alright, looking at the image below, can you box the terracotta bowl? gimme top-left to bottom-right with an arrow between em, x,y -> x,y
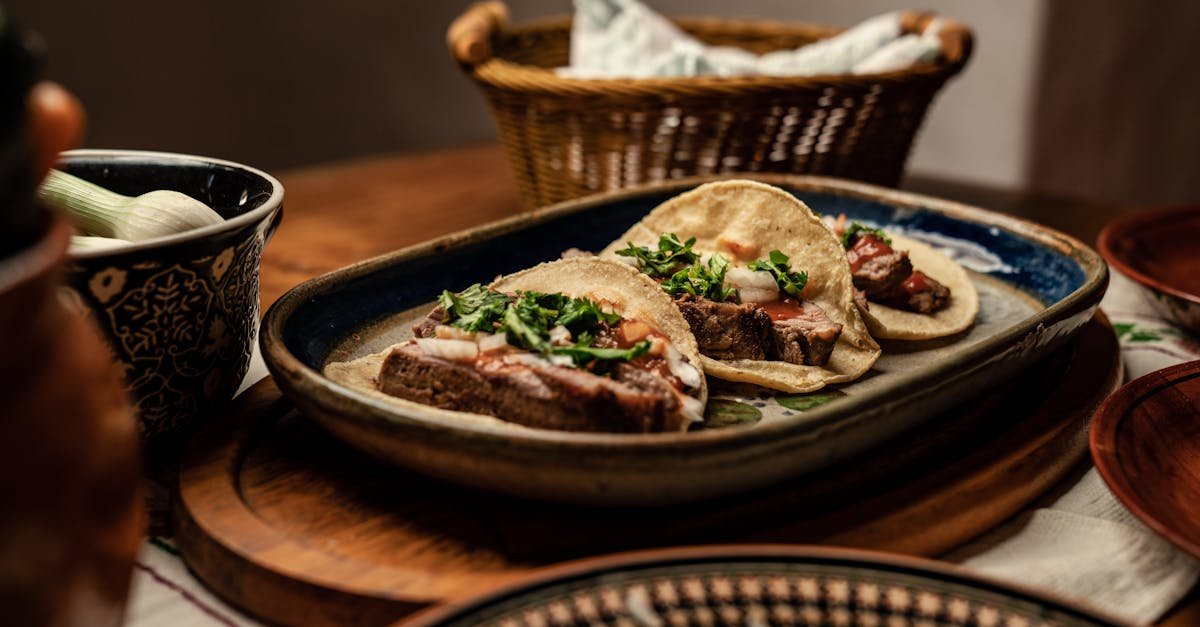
1098,205 -> 1200,332
59,150 -> 283,444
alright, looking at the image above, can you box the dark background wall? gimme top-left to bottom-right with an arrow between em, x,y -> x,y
8,0 -> 1200,205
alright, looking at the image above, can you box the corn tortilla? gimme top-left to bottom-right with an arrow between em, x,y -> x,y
856,232 -> 979,340
601,180 -> 881,393
324,257 -> 707,430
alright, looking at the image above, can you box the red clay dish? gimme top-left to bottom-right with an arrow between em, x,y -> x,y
1091,360 -> 1200,560
1099,205 -> 1200,332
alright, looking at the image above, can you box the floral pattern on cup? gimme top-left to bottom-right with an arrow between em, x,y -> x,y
67,232 -> 266,440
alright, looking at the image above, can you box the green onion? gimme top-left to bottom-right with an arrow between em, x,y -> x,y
38,169 -> 224,241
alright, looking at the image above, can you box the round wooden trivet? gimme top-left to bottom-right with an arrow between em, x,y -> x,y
175,315 -> 1120,627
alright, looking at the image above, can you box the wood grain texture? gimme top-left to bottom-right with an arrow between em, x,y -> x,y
1092,360 -> 1200,561
231,143 -> 1195,625
174,315 -> 1120,627
261,144 -> 523,306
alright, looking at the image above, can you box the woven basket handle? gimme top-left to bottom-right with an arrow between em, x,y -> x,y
447,1 -> 510,66
903,10 -> 974,66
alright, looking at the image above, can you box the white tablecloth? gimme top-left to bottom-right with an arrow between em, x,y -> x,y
125,272 -> 1200,626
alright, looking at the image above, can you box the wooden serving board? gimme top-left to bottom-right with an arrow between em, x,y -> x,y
174,315 -> 1121,627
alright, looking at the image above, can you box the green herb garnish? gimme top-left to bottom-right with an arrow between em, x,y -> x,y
438,283 -> 512,332
550,340 -> 651,369
748,250 -> 808,298
615,233 -> 700,278
436,285 -> 648,371
661,253 -> 739,302
555,296 -> 621,336
841,222 -> 893,249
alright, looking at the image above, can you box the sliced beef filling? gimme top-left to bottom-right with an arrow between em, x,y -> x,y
847,233 -> 951,313
675,293 -> 771,361
676,293 -> 841,367
412,306 -> 446,338
890,271 -> 951,314
378,343 -> 684,433
769,301 -> 843,367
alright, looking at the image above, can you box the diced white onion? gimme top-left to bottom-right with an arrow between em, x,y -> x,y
549,325 -> 572,346
548,354 -> 575,368
615,254 -> 638,267
434,325 -> 475,340
414,338 -> 478,362
504,353 -> 546,367
726,267 -> 779,303
664,343 -> 703,390
647,336 -> 667,357
679,394 -> 705,426
476,333 -> 510,353
738,286 -> 779,304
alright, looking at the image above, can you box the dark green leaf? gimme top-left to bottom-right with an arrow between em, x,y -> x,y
660,253 -> 738,302
551,340 -> 651,368
748,250 -> 808,298
841,222 -> 893,249
438,284 -> 511,332
776,390 -> 846,412
702,399 -> 763,427
555,297 -> 620,335
615,233 -> 700,278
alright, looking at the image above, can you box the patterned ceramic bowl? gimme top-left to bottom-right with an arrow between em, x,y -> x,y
59,150 -> 282,444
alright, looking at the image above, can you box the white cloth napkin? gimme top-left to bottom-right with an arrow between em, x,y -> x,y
558,0 -> 944,79
946,270 -> 1200,625
123,274 -> 1200,626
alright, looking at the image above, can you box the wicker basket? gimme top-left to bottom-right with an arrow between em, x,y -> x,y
448,2 -> 973,209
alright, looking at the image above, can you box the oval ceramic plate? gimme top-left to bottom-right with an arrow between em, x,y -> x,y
261,175 -> 1106,506
1098,205 -> 1200,332
402,545 -> 1122,627
1091,360 -> 1200,560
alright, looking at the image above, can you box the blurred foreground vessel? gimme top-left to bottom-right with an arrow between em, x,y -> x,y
0,10 -> 142,626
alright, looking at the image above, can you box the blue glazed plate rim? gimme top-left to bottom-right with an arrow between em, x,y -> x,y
261,174 -> 1107,451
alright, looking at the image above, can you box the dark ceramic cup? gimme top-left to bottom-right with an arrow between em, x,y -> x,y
59,149 -> 283,444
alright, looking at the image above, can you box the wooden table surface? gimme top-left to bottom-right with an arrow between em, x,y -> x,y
260,142 -> 1197,625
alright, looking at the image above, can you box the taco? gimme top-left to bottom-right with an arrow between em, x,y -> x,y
599,180 -> 880,393
324,257 -> 707,433
835,220 -> 979,340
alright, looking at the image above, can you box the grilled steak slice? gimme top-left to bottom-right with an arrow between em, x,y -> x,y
675,294 -> 772,360
412,306 -> 447,338
848,234 -> 913,301
378,344 -> 683,433
847,233 -> 950,314
769,300 -> 843,367
890,271 -> 951,314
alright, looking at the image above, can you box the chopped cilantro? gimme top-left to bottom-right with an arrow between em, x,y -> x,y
433,284 -> 649,371
748,250 -> 809,298
550,340 -> 651,369
615,233 -> 700,278
661,253 -> 739,302
555,296 -> 621,336
438,283 -> 511,332
841,222 -> 893,249
502,293 -> 556,352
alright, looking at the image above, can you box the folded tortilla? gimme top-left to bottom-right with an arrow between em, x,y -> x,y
600,180 -> 881,393
324,257 -> 707,425
859,232 -> 980,340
